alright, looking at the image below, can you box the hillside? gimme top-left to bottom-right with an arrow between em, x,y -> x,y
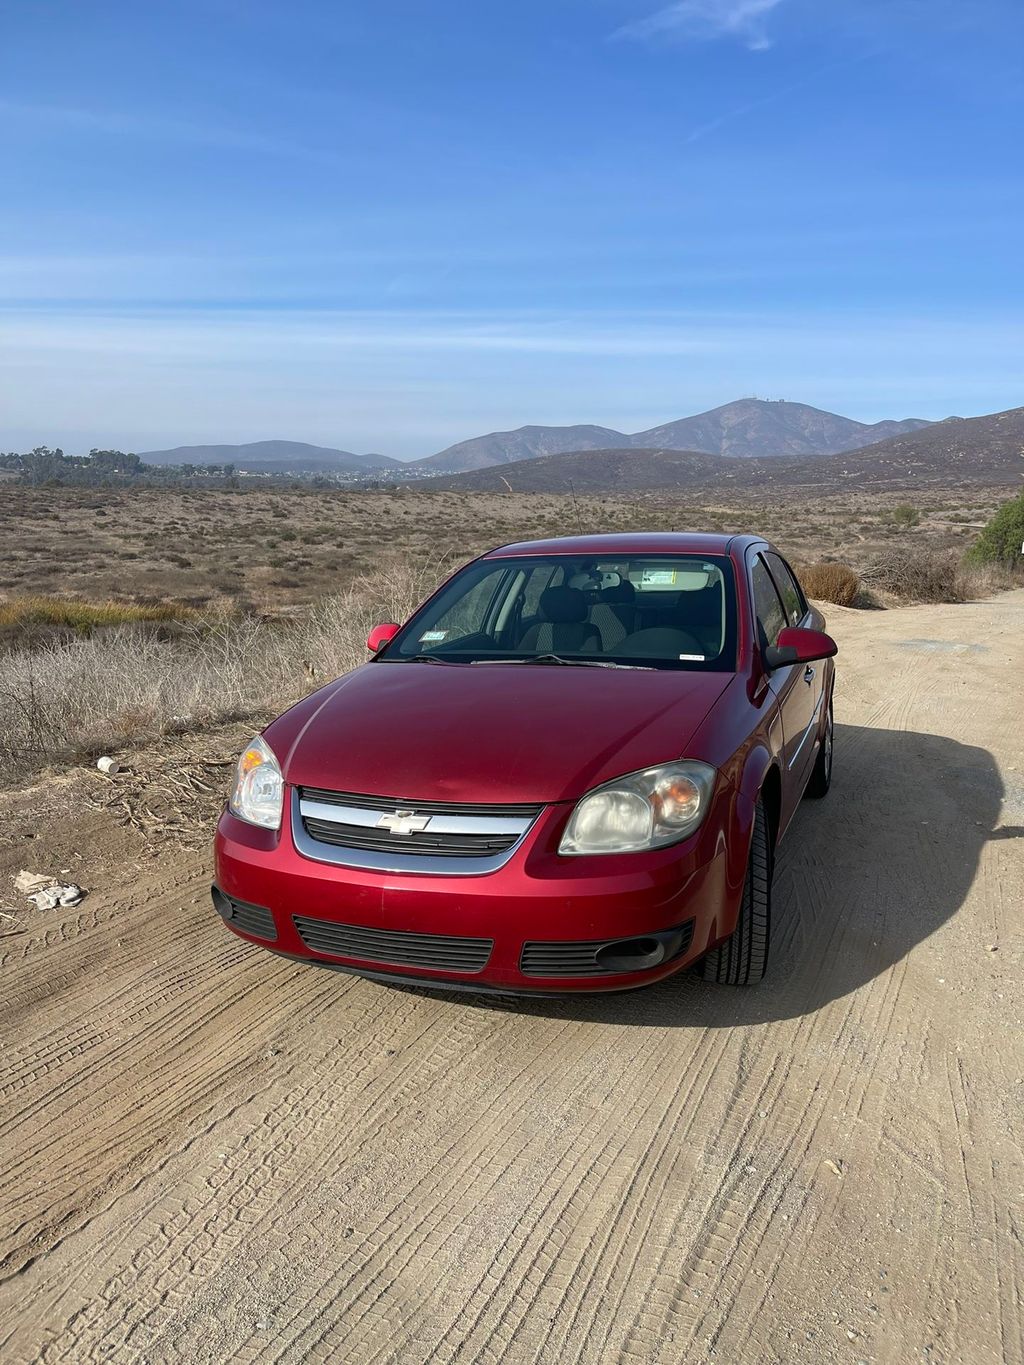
415,406 -> 1023,495
628,399 -> 930,459
139,440 -> 398,474
409,424 -> 627,473
408,400 -> 931,473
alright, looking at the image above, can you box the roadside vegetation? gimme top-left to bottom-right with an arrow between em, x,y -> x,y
0,596 -> 197,631
794,562 -> 862,607
0,562 -> 436,782
964,487 -> 1024,569
1,482 -> 1022,784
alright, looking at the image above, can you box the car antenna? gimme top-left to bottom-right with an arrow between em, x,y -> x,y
568,479 -> 585,535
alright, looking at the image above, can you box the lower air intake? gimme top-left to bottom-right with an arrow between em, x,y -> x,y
520,920 -> 694,977
212,888 -> 278,942
293,916 -> 493,974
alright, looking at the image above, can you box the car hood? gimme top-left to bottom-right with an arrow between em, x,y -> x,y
271,661 -> 732,805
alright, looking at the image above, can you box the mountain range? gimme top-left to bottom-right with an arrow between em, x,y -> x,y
407,400 -> 933,473
137,401 -> 934,475
415,406 -> 1024,496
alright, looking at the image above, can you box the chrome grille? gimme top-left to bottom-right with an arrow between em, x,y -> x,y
293,788 -> 542,875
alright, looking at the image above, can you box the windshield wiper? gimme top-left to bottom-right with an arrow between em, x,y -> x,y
472,655 -> 654,670
388,654 -> 459,665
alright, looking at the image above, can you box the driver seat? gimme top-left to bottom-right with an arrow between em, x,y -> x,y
519,586 -> 600,654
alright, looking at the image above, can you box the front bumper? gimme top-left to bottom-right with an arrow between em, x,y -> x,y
213,786 -> 743,995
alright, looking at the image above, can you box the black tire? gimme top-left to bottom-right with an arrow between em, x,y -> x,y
700,798 -> 772,986
805,697 -> 833,799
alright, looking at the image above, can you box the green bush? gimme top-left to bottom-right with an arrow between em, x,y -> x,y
964,489 -> 1024,568
890,504 -> 921,528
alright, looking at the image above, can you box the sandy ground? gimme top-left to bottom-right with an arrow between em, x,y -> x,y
1,591 -> 1023,1364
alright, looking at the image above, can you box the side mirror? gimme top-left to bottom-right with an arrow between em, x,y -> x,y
763,625 -> 838,671
366,622 -> 400,653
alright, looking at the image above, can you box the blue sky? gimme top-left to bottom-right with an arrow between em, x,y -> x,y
1,0 -> 1022,458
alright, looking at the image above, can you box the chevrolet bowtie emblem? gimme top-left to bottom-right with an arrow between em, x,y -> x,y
376,809 -> 431,836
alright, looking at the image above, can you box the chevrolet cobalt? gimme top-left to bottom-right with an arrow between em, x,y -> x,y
213,534 -> 837,993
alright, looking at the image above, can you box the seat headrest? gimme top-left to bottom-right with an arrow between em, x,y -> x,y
540,585 -> 588,623
600,580 -> 636,605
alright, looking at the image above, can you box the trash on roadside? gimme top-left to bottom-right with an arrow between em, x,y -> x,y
97,756 -> 121,774
13,870 -> 86,910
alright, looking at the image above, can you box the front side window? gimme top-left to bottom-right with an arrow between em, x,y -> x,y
383,555 -> 738,671
751,556 -> 787,652
764,552 -> 806,626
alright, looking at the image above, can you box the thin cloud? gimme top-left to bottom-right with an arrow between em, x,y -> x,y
617,0 -> 786,50
684,48 -> 881,141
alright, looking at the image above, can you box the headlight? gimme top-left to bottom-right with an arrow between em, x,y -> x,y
559,761 -> 716,856
229,735 -> 284,829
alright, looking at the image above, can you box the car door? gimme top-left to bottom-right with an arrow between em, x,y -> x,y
749,553 -> 818,826
764,550 -> 827,765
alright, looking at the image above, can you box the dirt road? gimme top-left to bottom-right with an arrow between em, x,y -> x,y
2,592 -> 1023,1364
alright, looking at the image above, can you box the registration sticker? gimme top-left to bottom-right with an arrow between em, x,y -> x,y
419,630 -> 448,642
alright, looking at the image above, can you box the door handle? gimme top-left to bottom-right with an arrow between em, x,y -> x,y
804,666 -> 815,684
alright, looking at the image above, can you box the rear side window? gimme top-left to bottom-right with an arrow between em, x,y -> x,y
764,552 -> 806,626
751,556 -> 787,651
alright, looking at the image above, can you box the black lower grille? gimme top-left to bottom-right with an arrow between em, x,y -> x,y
212,888 -> 278,941
302,817 -> 519,858
293,916 -> 493,974
520,920 -> 694,977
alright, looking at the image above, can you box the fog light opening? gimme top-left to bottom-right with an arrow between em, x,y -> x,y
594,936 -> 666,973
211,887 -> 234,920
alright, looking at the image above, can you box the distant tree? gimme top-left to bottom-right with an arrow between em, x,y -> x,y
890,504 -> 921,529
964,489 -> 1024,568
89,448 -> 142,475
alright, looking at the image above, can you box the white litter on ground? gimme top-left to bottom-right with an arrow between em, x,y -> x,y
13,871 -> 85,909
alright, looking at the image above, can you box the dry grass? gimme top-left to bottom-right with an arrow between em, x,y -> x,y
0,596 -> 196,630
0,483 -> 1015,616
2,481 -> 1021,784
794,562 -> 861,607
0,560 -> 441,782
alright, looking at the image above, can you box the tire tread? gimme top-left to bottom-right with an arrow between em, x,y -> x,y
700,799 -> 771,986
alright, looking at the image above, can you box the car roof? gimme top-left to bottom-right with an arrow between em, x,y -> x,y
483,532 -> 764,559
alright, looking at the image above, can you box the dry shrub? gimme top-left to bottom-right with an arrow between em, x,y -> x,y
795,562 -> 861,607
0,557 -> 447,783
954,560 -> 1022,600
861,548 -> 963,603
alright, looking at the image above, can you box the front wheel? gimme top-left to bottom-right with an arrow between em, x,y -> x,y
700,798 -> 772,986
805,697 -> 833,799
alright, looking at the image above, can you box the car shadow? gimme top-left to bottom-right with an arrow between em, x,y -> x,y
441,723 -> 1018,1028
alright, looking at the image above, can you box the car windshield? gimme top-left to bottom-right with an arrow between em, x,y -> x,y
383,554 -> 738,672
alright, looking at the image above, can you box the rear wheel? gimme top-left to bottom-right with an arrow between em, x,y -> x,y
700,798 -> 772,986
805,697 -> 833,799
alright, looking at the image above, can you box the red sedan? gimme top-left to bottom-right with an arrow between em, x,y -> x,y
213,534 -> 837,994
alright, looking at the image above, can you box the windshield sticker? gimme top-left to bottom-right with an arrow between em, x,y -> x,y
419,630 -> 448,642
678,653 -> 705,661
641,568 -> 677,586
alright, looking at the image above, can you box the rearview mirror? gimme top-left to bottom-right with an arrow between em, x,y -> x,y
763,625 -> 838,671
366,622 -> 400,653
